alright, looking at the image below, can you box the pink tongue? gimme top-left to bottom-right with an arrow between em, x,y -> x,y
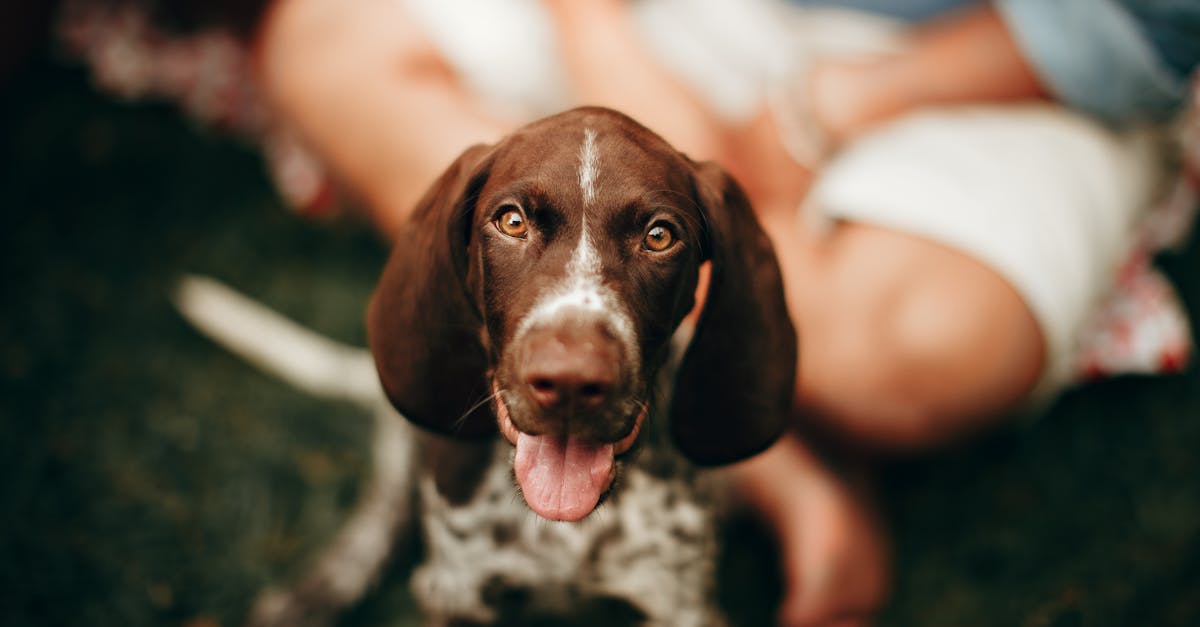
514,432 -> 614,521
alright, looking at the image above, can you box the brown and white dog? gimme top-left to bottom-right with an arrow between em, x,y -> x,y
369,106 -> 795,521
222,106 -> 795,626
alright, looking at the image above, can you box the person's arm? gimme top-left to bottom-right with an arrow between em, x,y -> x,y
807,3 -> 1046,151
543,0 -> 816,216
541,0 -> 726,162
806,0 -> 1200,155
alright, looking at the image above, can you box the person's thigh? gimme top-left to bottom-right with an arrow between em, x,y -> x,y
807,104 -> 1164,400
770,100 -> 1165,451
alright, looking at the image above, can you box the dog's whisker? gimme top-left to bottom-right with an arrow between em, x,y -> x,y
630,398 -> 652,422
451,389 -> 503,433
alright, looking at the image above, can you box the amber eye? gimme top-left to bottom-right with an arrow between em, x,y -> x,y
643,223 -> 675,252
495,207 -> 528,238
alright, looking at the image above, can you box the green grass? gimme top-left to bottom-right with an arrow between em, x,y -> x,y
2,58 -> 1198,627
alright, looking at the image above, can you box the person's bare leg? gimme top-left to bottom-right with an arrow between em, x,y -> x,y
254,0 -> 511,236
731,435 -> 888,627
739,206 -> 1044,626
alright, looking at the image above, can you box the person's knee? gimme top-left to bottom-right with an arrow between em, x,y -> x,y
798,273 -> 1043,452
800,325 -> 956,451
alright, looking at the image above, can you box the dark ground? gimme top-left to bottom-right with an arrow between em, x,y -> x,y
2,57 -> 1199,627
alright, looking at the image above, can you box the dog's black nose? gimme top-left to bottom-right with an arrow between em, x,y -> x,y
527,373 -> 612,409
520,324 -> 619,411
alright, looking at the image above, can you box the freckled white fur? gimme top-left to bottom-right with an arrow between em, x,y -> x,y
414,443 -> 722,626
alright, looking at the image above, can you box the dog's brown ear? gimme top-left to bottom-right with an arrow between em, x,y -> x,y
670,161 -> 797,465
368,144 -> 497,438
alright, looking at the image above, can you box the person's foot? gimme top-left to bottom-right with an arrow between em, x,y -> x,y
730,435 -> 889,627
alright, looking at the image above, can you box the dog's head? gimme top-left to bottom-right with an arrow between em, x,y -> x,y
369,107 -> 795,520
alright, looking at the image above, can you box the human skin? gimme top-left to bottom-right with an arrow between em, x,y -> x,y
254,0 -> 510,237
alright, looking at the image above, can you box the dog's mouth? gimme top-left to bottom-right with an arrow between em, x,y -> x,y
494,389 -> 645,522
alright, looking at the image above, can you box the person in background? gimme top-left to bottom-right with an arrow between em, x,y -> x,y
58,0 -> 1200,625
535,4 -> 1198,624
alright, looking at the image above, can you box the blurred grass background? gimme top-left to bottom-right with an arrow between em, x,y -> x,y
2,52 -> 1199,627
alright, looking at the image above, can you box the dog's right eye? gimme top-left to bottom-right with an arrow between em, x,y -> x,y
643,223 -> 675,252
495,207 -> 528,238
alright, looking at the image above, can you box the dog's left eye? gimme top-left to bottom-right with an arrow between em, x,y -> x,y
495,207 -> 528,238
643,223 -> 675,252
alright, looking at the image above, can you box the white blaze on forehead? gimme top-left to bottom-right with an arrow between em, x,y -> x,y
513,127 -> 638,359
578,128 -> 599,206
571,127 -> 602,277
568,215 -> 601,279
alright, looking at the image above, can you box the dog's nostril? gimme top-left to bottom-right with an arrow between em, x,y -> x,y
528,378 -> 560,407
578,383 -> 608,401
520,325 -> 620,411
525,376 -> 611,409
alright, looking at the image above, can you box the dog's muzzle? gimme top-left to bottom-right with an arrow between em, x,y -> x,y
496,315 -> 644,521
